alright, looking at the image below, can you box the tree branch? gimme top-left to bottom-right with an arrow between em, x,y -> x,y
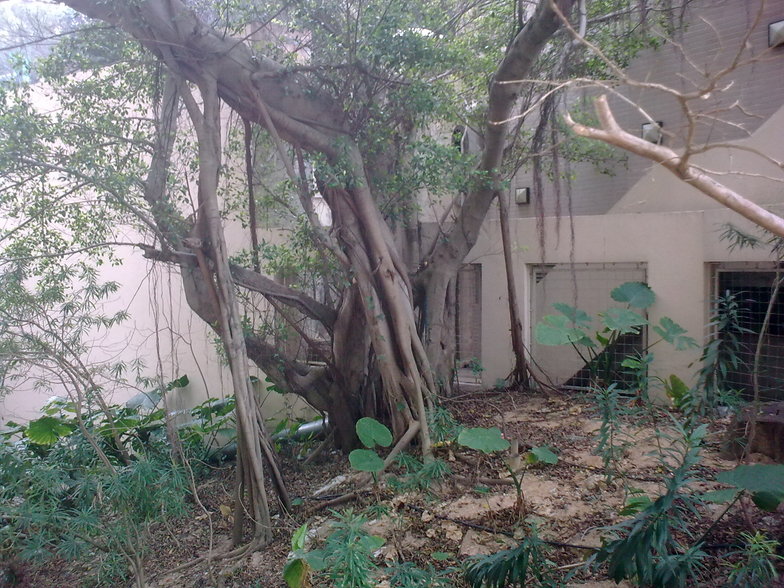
565,95 -> 784,238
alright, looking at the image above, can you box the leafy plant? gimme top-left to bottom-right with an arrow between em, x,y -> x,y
457,426 -> 557,520
348,417 -> 393,475
592,383 -> 629,481
283,524 -> 314,588
725,531 -> 783,587
696,290 -> 752,409
457,427 -> 510,454
467,357 -> 484,379
713,464 -> 784,511
0,435 -> 189,587
180,394 -> 237,460
465,525 -> 562,587
306,510 -> 384,588
387,454 -> 452,493
535,282 -> 697,388
591,423 -> 710,587
388,560 -> 454,587
427,405 -> 460,445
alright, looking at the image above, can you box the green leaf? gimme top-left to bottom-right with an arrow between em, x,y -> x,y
610,282 -> 655,309
359,535 -> 385,551
25,416 -> 73,445
355,417 -> 393,449
552,302 -> 592,327
527,446 -> 558,465
716,464 -> 784,494
664,374 -> 690,408
457,427 -> 510,454
303,550 -> 327,571
653,317 -> 698,350
601,308 -> 647,334
701,488 -> 740,503
349,449 -> 385,472
291,524 -> 308,551
283,559 -> 309,588
751,491 -> 784,512
619,494 -> 653,516
167,374 -> 189,390
535,315 -> 595,347
431,552 -> 453,561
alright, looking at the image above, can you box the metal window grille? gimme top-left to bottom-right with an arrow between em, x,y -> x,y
713,266 -> 784,402
530,262 -> 647,388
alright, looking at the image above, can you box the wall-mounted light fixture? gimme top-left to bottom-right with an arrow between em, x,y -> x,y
514,187 -> 530,205
641,121 -> 664,145
769,20 -> 784,48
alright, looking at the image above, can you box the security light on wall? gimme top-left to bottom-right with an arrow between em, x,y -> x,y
641,121 -> 664,144
514,187 -> 530,205
769,20 -> 784,48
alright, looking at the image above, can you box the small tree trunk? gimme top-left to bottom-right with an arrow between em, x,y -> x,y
180,74 -> 274,544
498,190 -> 532,387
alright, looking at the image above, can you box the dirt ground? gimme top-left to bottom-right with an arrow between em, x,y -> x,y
20,389 -> 784,587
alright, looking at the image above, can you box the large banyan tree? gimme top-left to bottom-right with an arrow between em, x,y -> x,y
1,0 -> 683,544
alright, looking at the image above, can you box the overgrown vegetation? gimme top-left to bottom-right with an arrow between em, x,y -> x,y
1,0 -> 783,585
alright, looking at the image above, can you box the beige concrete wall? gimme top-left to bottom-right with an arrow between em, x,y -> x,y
0,237 -> 315,425
510,0 -> 784,219
473,206 -> 784,392
473,95 -> 784,391
609,102 -> 784,215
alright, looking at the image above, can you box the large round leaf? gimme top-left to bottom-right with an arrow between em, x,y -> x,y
355,417 -> 393,449
283,559 -> 308,588
751,491 -> 784,512
611,282 -> 655,309
535,315 -> 595,347
653,317 -> 698,350
349,448 -> 385,472
601,308 -> 647,334
457,427 -> 510,454
25,416 -> 73,445
527,446 -> 558,465
552,302 -> 592,327
716,464 -> 784,493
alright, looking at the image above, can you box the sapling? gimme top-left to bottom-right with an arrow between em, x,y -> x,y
457,427 -> 558,521
348,417 -> 393,501
287,510 -> 384,588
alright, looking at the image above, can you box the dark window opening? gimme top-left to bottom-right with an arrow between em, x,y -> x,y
715,271 -> 784,401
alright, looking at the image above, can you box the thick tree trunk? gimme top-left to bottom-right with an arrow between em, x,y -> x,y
416,0 -> 575,389
417,264 -> 459,394
321,150 -> 435,457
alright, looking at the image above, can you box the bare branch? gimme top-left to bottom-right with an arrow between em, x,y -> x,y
565,95 -> 784,238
